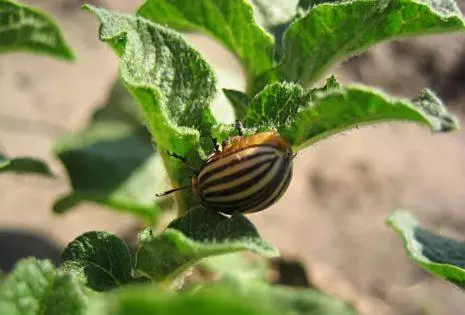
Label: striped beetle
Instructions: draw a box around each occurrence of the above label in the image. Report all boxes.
[157,123,294,214]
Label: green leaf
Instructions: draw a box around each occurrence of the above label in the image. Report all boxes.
[277,0,465,86]
[245,82,459,151]
[137,0,275,84]
[313,74,341,92]
[0,153,53,176]
[92,283,280,315]
[201,278,358,315]
[89,275,357,315]
[200,253,270,282]
[287,86,459,149]
[86,5,219,213]
[223,89,251,120]
[53,80,165,223]
[61,231,135,292]
[0,0,75,60]
[244,76,341,130]
[245,81,312,131]
[0,258,89,315]
[135,207,278,282]
[387,210,465,289]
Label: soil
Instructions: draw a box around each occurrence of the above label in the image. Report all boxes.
[1,1,465,314]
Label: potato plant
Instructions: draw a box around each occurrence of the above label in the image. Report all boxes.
[1,0,465,314]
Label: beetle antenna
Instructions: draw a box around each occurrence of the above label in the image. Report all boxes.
[155,185,192,197]
[166,151,198,174]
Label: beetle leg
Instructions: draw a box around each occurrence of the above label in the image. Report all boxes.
[235,120,244,136]
[166,151,198,174]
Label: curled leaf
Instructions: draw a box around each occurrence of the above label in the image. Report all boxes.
[61,231,135,292]
[135,207,278,281]
[387,210,465,288]
[0,0,75,59]
[85,5,219,213]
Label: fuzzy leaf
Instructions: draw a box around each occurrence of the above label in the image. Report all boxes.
[245,82,312,130]
[245,82,459,150]
[135,207,278,281]
[387,210,465,289]
[277,0,465,86]
[53,81,165,223]
[137,0,275,81]
[86,5,219,213]
[287,86,459,149]
[61,231,135,292]
[0,0,75,59]
[0,154,53,176]
[244,76,342,129]
[0,259,89,315]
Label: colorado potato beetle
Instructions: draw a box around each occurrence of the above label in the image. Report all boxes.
[157,125,294,214]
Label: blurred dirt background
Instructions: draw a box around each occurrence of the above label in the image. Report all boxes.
[1,1,465,314]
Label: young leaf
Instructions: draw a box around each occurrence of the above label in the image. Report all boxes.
[223,89,251,120]
[245,82,459,151]
[245,76,341,129]
[137,0,275,82]
[277,0,465,86]
[313,74,341,92]
[0,258,89,315]
[61,231,135,292]
[135,207,278,281]
[0,154,53,176]
[85,5,218,213]
[53,81,165,223]
[0,0,75,60]
[245,81,311,130]
[387,210,465,289]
